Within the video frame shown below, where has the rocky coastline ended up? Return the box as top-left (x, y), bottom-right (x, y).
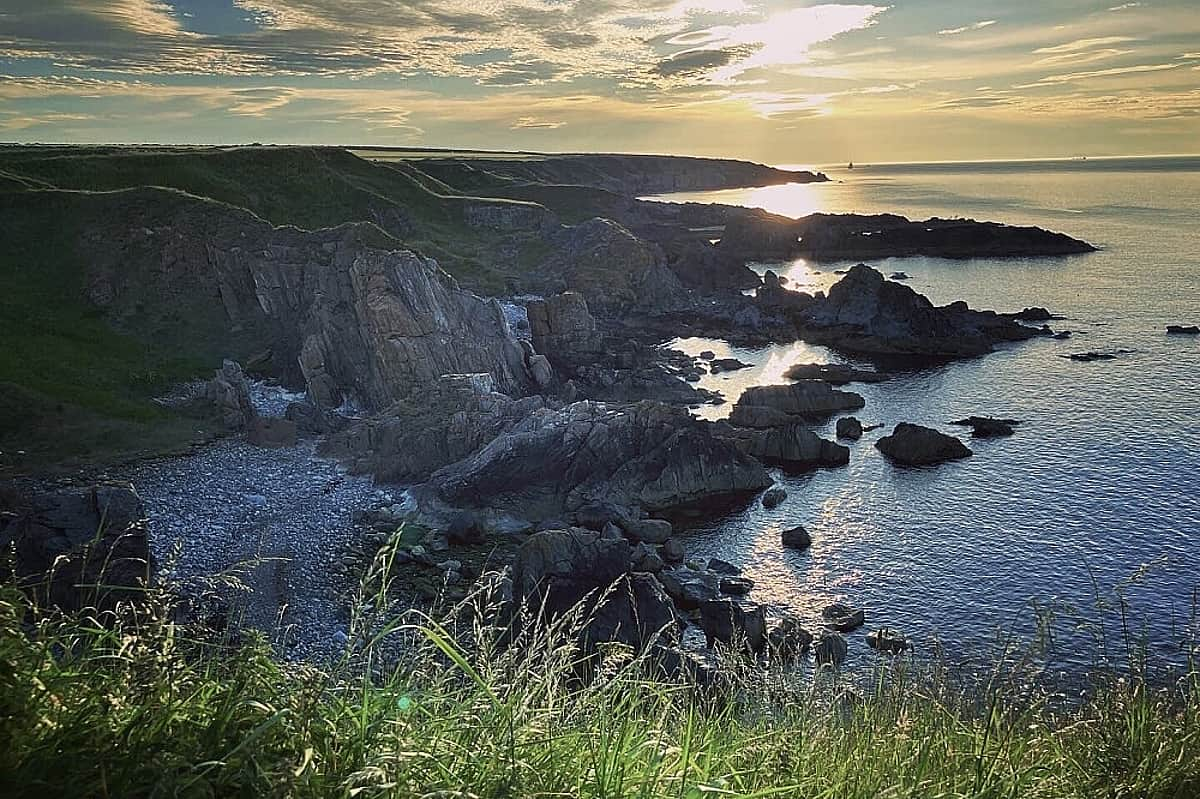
top-left (1, 145), bottom-right (1100, 672)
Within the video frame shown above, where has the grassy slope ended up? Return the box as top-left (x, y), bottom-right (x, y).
top-left (1, 580), bottom-right (1196, 798)
top-left (0, 147), bottom-right (559, 471)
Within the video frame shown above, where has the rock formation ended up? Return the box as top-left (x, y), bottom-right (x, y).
top-left (876, 423), bottom-right (973, 465)
top-left (729, 382), bottom-right (865, 428)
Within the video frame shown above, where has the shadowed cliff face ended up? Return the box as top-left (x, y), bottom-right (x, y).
top-left (77, 188), bottom-right (535, 410)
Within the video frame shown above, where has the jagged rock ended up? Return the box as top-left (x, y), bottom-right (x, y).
top-left (890, 272), bottom-right (910, 280)
top-left (867, 628), bottom-right (909, 654)
top-left (657, 568), bottom-right (720, 610)
top-left (320, 374), bottom-right (547, 482)
top-left (1166, 325), bottom-right (1199, 335)
top-left (511, 529), bottom-right (676, 651)
top-left (631, 543), bottom-right (665, 573)
top-left (814, 632), bottom-right (848, 666)
top-left (836, 416), bottom-right (864, 440)
top-left (724, 423), bottom-right (850, 469)
top-left (0, 482), bottom-right (153, 611)
top-left (246, 416), bottom-right (297, 449)
top-left (538, 218), bottom-right (688, 312)
top-left (419, 400), bottom-right (772, 523)
top-left (285, 401), bottom-right (344, 435)
top-left (781, 526), bottom-right (812, 551)
top-left (783, 362), bottom-right (889, 385)
top-left (527, 292), bottom-right (600, 359)
top-left (801, 264), bottom-right (1049, 358)
top-left (822, 602), bottom-right (865, 632)
top-left (1010, 307), bottom-right (1056, 321)
top-left (729, 382), bottom-right (865, 428)
top-left (527, 354), bottom-right (554, 389)
top-left (573, 501), bottom-right (634, 532)
top-left (699, 598), bottom-right (766, 652)
top-left (202, 360), bottom-right (255, 430)
top-left (876, 423), bottom-right (973, 465)
top-left (950, 416), bottom-right (1018, 437)
top-left (762, 487), bottom-right (787, 509)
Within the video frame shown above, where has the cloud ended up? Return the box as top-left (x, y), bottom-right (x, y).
top-left (1108, 2), bottom-right (1143, 10)
top-left (1034, 36), bottom-right (1139, 54)
top-left (511, 116), bottom-right (566, 129)
top-left (1018, 62), bottom-right (1186, 87)
top-left (937, 20), bottom-right (997, 36)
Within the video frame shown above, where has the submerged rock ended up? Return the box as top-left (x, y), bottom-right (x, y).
top-left (1166, 325), bottom-right (1199, 335)
top-left (814, 632), bottom-right (848, 666)
top-left (950, 416), bottom-right (1019, 437)
top-left (761, 487), bottom-right (788, 509)
top-left (768, 615), bottom-right (813, 660)
top-left (876, 423), bottom-right (973, 465)
top-left (709, 357), bottom-right (752, 374)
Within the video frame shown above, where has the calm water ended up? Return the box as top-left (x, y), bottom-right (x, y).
top-left (652, 157), bottom-right (1200, 672)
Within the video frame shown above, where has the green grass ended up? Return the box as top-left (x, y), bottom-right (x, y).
top-left (1, 556), bottom-right (1197, 799)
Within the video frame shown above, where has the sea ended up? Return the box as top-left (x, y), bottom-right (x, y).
top-left (648, 156), bottom-right (1200, 676)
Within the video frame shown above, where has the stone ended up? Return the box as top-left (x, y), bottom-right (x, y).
top-left (709, 358), bottom-right (752, 374)
top-left (657, 568), bottom-right (720, 610)
top-left (836, 416), bottom-right (864, 440)
top-left (767, 616), bottom-right (813, 660)
top-left (814, 632), bottom-right (848, 666)
top-left (950, 416), bottom-right (1018, 438)
top-left (630, 543), bottom-right (665, 574)
top-left (727, 423), bottom-right (850, 469)
top-left (660, 538), bottom-right (686, 564)
top-left (866, 627), bottom-right (909, 654)
top-left (801, 264), bottom-right (1053, 358)
top-left (706, 558), bottom-right (741, 576)
top-left (698, 350), bottom-right (716, 360)
top-left (0, 482), bottom-right (153, 612)
top-left (876, 423), bottom-right (972, 465)
top-left (719, 576), bottom-right (754, 596)
top-left (419, 400), bottom-right (772, 523)
top-left (625, 518), bottom-right (673, 545)
top-left (446, 511), bottom-right (485, 545)
top-left (783, 363), bottom-right (889, 385)
top-left (511, 529), bottom-right (676, 651)
top-left (699, 598), bottom-right (766, 652)
top-left (730, 382), bottom-right (865, 428)
top-left (822, 602), bottom-right (865, 632)
top-left (1166, 325), bottom-right (1199, 335)
top-left (781, 526), bottom-right (812, 551)
top-left (761, 487), bottom-right (787, 509)
top-left (246, 416), bottom-right (298, 449)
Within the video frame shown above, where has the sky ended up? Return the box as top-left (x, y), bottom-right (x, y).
top-left (0, 0), bottom-right (1198, 163)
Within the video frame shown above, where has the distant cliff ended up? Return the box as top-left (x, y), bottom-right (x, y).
top-left (415, 153), bottom-right (827, 196)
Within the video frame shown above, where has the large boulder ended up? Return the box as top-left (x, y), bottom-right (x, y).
top-left (836, 416), bottom-right (864, 440)
top-left (511, 529), bottom-right (676, 651)
top-left (729, 382), bottom-right (865, 428)
top-left (699, 598), bottom-right (767, 652)
top-left (421, 400), bottom-right (772, 522)
top-left (724, 423), bottom-right (850, 469)
top-left (527, 292), bottom-right (601, 359)
top-left (801, 264), bottom-right (1047, 358)
top-left (657, 568), bottom-right (721, 611)
top-left (876, 423), bottom-right (973, 465)
top-left (320, 374), bottom-right (547, 482)
top-left (0, 482), bottom-right (153, 612)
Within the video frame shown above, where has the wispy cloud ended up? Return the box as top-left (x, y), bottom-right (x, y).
top-left (937, 20), bottom-right (997, 36)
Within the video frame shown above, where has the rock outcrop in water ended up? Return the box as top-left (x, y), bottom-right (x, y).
top-left (729, 382), bottom-right (866, 428)
top-left (798, 264), bottom-right (1048, 358)
top-left (875, 423), bottom-right (973, 465)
